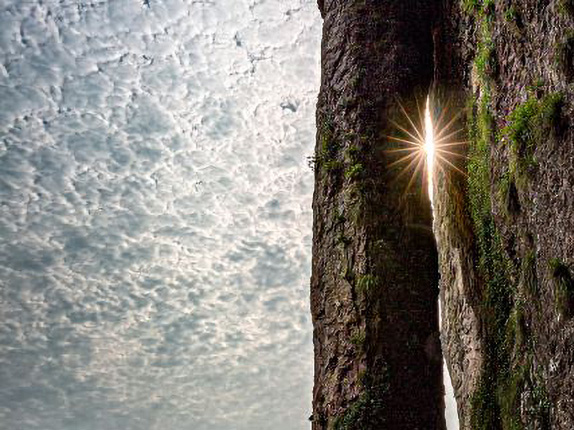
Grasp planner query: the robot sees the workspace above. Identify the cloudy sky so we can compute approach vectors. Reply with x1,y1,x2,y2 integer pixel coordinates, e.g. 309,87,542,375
0,1,320,429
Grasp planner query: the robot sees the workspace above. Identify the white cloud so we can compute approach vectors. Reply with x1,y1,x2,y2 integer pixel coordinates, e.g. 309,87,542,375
0,0,321,429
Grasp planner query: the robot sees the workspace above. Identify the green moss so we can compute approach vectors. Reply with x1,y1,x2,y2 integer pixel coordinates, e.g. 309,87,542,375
356,274,380,294
504,6,518,23
467,91,519,429
462,0,480,14
466,7,559,428
530,376,551,427
548,258,574,317
324,159,343,172
316,115,342,173
497,170,520,216
538,92,564,132
350,330,366,350
467,92,495,235
345,163,364,180
502,96,539,175
346,145,360,159
468,88,561,421
333,209,346,226
504,98,538,148
498,363,528,430
332,374,388,430
470,376,502,430
475,31,497,79
470,0,498,80
506,300,526,350
340,261,354,281
501,92,564,181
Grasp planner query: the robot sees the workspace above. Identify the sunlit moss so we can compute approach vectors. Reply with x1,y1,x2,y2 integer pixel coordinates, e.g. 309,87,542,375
500,92,564,183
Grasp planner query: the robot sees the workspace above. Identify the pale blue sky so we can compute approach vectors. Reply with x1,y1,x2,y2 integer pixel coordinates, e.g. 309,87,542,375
0,1,320,428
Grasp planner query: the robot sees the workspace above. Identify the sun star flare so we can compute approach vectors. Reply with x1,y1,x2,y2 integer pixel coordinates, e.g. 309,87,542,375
387,96,467,201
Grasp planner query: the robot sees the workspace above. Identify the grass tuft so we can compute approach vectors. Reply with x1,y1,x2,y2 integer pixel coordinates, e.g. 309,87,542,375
356,274,380,294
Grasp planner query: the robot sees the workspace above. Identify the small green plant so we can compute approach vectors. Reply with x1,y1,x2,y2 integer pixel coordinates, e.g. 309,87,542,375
350,330,366,349
504,6,518,23
345,145,360,159
504,97,538,151
344,163,364,180
314,114,342,173
548,258,574,317
475,40,497,79
356,274,380,294
324,159,343,172
462,0,480,14
528,78,545,93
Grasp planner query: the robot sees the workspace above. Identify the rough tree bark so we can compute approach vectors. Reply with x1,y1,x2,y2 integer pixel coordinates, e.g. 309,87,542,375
310,1,445,428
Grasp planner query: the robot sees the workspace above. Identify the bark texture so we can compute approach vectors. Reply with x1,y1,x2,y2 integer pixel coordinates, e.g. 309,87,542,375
311,1,444,429
434,0,574,428
312,1,574,429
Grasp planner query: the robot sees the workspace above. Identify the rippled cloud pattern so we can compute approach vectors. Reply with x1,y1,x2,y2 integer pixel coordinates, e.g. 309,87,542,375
0,1,320,429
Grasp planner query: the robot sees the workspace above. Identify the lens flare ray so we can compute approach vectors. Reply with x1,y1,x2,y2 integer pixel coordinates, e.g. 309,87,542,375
387,96,466,203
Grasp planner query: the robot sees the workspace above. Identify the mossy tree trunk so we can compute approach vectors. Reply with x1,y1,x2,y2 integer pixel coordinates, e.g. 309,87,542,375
310,1,445,428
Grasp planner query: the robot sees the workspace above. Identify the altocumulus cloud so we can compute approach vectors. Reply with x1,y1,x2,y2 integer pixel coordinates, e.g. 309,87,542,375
0,1,321,429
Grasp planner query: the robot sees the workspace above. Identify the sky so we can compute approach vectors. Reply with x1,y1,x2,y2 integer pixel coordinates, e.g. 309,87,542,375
0,1,320,429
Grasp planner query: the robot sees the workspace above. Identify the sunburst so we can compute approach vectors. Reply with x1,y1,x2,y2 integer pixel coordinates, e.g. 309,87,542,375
386,96,467,203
